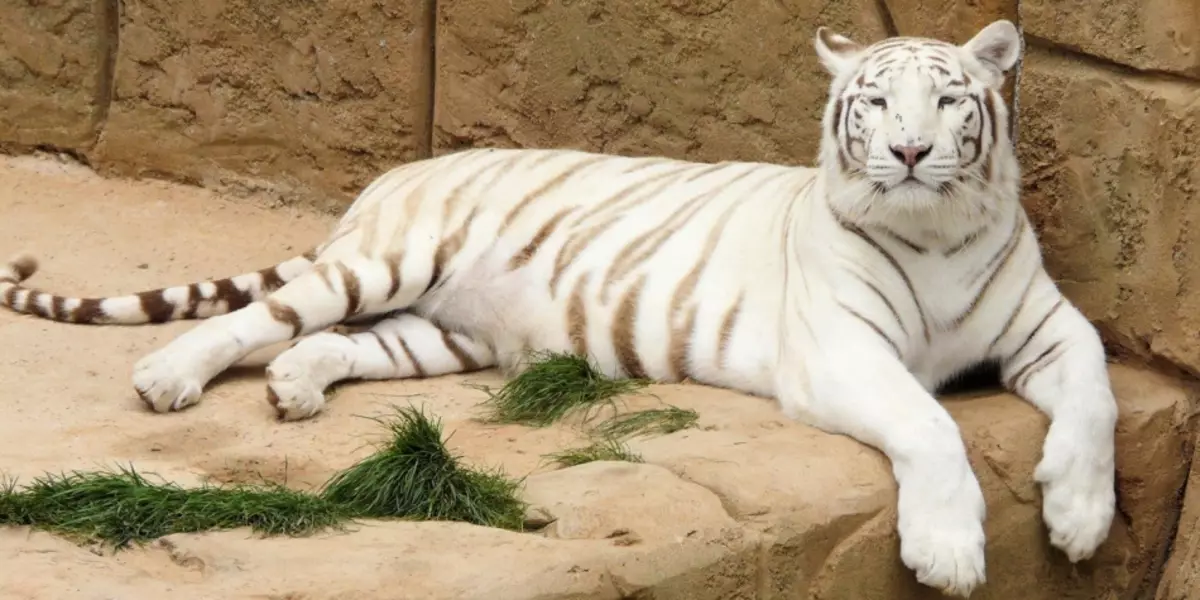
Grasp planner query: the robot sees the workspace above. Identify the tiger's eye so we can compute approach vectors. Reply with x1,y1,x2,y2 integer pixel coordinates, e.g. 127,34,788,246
869,97,887,109
938,96,957,108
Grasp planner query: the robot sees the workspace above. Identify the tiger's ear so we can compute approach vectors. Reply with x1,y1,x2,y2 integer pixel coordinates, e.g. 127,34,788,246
963,20,1022,78
814,27,864,77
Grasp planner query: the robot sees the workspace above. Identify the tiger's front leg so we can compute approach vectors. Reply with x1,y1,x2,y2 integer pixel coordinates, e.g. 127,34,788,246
997,281,1118,562
777,308,987,597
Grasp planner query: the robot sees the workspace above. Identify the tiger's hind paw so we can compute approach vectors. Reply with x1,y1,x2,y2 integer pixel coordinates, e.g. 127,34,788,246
265,364,327,421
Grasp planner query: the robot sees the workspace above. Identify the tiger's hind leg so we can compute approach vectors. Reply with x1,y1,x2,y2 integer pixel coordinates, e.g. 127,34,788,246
265,313,495,420
132,254,425,413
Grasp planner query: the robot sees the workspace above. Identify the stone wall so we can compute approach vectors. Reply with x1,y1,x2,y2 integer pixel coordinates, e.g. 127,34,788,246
3,0,1200,596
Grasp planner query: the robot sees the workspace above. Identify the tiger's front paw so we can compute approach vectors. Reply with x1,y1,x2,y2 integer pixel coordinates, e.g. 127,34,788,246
897,466,988,597
132,350,205,413
1035,423,1116,561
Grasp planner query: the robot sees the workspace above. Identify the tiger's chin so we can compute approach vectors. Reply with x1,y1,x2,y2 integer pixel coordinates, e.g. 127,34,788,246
873,178,945,209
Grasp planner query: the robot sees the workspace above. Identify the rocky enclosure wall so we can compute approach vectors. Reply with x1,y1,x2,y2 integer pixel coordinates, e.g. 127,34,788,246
3,0,1200,596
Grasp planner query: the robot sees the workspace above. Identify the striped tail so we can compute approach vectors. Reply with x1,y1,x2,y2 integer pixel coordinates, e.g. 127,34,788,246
0,251,317,325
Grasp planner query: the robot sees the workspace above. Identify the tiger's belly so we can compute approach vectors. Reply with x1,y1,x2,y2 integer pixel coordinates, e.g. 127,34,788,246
414,225,783,397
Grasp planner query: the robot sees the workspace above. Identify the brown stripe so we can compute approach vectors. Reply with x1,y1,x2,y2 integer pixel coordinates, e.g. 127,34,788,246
73,298,105,323
612,276,648,379
854,274,907,336
951,220,1024,328
266,299,303,337
398,336,427,378
982,91,999,181
214,279,255,312
841,94,857,161
875,226,926,254
985,272,1038,354
427,208,478,295
336,262,362,319
566,275,590,358
28,293,51,319
138,290,175,323
1006,340,1064,391
549,213,623,295
183,283,203,319
441,330,481,371
967,215,1024,287
835,213,930,343
840,302,901,356
716,294,743,369
668,307,698,382
3,286,17,309
682,161,731,182
944,226,987,257
259,266,286,292
500,155,607,233
383,252,403,301
1004,298,1065,369
52,295,65,320
509,207,573,270
441,152,517,224
370,331,399,368
831,98,844,138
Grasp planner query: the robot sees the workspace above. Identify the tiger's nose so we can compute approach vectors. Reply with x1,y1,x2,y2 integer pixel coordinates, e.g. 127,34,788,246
890,144,932,167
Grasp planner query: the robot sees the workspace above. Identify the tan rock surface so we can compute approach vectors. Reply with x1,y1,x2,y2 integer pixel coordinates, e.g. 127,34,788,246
88,0,425,210
1159,439,1200,600
883,0,1017,44
0,154,1194,598
1022,0,1200,78
1017,46,1200,375
433,0,889,165
0,0,111,150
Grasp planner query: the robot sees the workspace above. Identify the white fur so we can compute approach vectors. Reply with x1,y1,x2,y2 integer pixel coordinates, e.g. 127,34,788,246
89,20,1117,597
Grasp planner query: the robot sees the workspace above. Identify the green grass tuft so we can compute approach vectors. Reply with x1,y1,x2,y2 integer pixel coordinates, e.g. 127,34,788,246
0,466,346,548
476,351,648,427
547,437,644,468
592,406,699,439
0,405,528,548
319,405,526,531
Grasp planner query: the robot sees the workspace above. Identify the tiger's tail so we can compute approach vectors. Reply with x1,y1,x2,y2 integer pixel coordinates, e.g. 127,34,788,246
0,250,317,325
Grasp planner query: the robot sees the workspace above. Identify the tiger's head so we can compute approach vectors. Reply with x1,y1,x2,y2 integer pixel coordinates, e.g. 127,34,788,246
814,20,1022,229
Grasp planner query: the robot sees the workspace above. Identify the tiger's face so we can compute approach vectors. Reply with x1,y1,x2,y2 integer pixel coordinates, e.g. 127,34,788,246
815,21,1022,209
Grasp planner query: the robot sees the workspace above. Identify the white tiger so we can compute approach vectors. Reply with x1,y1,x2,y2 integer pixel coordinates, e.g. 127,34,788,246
0,20,1115,596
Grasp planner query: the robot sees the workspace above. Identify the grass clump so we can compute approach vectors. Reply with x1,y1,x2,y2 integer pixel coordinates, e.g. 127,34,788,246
547,437,644,468
477,351,648,427
0,467,345,548
319,405,526,531
593,406,699,439
0,405,528,548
